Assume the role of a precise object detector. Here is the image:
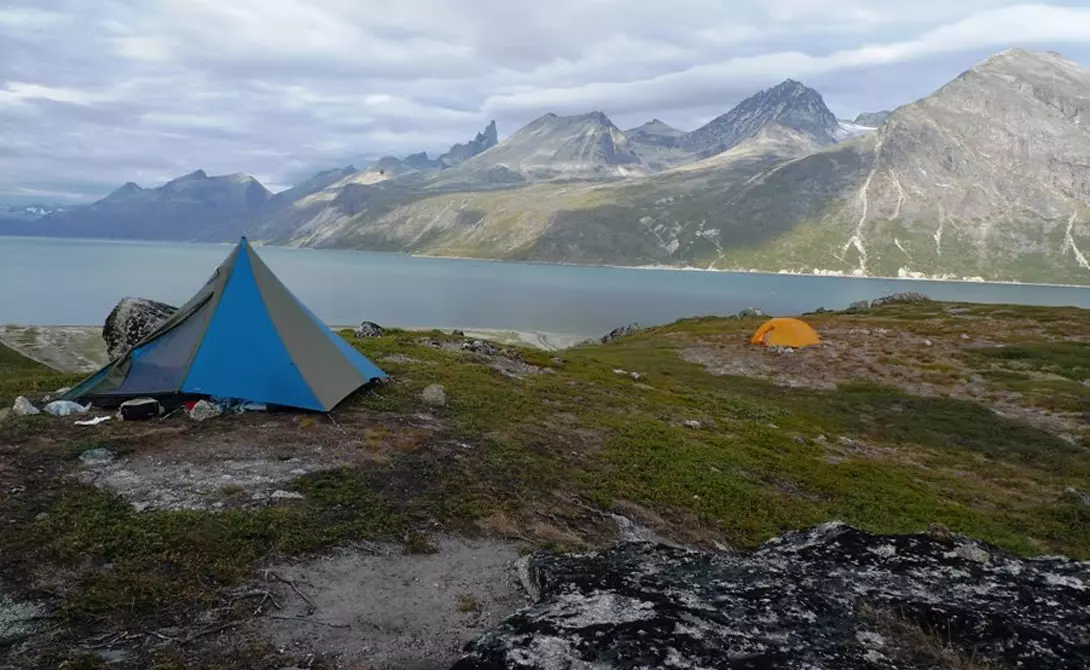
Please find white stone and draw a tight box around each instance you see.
[12,396,39,416]
[421,384,447,407]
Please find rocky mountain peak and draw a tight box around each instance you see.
[455,110,645,179]
[626,118,686,150]
[105,182,144,200]
[680,79,839,156]
[439,120,501,167]
[178,169,208,181]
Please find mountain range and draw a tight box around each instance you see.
[3,48,1089,285]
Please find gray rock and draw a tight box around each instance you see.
[453,522,1090,669]
[103,297,178,359]
[737,307,764,318]
[354,321,384,338]
[271,490,305,500]
[681,420,702,429]
[79,448,116,466]
[188,399,223,421]
[462,340,501,357]
[870,292,932,308]
[601,323,641,344]
[847,300,871,312]
[0,408,10,423]
[1061,487,1090,506]
[422,384,447,407]
[12,396,39,416]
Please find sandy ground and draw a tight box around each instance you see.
[257,537,528,670]
[0,325,587,373]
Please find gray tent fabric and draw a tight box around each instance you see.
[63,238,387,411]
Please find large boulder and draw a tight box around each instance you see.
[103,297,178,359]
[354,321,384,338]
[452,522,1090,669]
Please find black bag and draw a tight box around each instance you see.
[119,398,162,421]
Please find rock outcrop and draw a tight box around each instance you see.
[453,522,1090,669]
[103,297,178,359]
[600,323,641,343]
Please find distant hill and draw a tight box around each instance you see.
[0,170,270,241]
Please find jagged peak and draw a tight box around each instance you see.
[177,169,208,181]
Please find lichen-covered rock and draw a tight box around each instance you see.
[354,321,384,338]
[452,522,1090,669]
[600,323,641,344]
[103,297,178,359]
[188,399,223,421]
[870,292,931,308]
[847,299,871,312]
[737,307,764,317]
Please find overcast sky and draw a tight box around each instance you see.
[2,1,1090,204]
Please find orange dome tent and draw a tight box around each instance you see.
[750,317,821,348]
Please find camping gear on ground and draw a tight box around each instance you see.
[43,400,90,417]
[750,318,821,348]
[61,237,387,412]
[119,397,163,421]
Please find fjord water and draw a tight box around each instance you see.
[3,237,1089,335]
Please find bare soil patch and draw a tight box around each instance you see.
[256,536,527,670]
[69,409,446,512]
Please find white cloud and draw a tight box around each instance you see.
[0,0,1088,204]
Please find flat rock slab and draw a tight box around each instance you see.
[453,522,1090,669]
[257,536,527,669]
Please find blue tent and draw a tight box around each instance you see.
[64,238,386,411]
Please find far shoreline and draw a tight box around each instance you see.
[4,234,1089,291]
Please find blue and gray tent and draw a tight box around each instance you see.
[63,238,386,411]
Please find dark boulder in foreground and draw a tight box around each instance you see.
[103,297,178,359]
[452,522,1090,669]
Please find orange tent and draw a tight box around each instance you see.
[750,317,821,348]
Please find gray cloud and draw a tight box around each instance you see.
[1,0,1089,203]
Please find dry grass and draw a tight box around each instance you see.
[861,603,998,669]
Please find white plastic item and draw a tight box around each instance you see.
[44,400,91,417]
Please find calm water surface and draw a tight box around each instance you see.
[3,237,1089,335]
